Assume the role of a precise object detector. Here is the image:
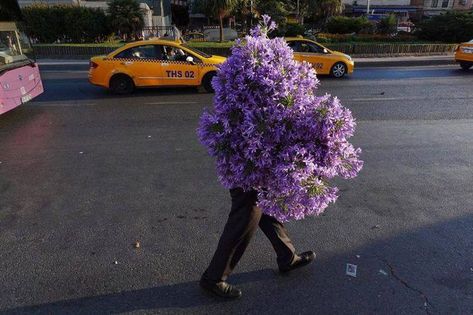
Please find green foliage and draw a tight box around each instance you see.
[191,0,213,16]
[107,0,144,40]
[0,0,23,20]
[377,14,397,35]
[316,33,418,43]
[255,0,289,24]
[284,24,306,36]
[326,16,373,34]
[416,12,473,43]
[309,0,343,23]
[21,5,111,43]
[191,0,238,41]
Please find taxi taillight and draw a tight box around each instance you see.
[89,61,99,69]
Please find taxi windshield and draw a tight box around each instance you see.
[0,29,32,70]
[181,44,211,58]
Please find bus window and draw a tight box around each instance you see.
[0,29,29,66]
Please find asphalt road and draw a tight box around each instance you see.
[1,65,473,314]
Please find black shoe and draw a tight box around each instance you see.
[279,251,316,273]
[200,276,242,299]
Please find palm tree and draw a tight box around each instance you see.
[108,0,144,41]
[208,0,239,42]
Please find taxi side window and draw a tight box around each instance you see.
[299,42,324,54]
[287,41,299,51]
[161,45,200,63]
[114,45,162,60]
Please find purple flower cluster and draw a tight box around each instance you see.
[198,16,363,222]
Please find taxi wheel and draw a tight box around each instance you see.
[460,62,472,70]
[110,75,134,95]
[331,62,347,78]
[202,72,216,93]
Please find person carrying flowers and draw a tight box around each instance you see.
[198,16,363,299]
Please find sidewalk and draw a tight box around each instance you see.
[354,55,455,67]
[37,55,456,68]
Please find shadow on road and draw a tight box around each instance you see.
[1,215,473,314]
[35,77,207,103]
[0,269,275,314]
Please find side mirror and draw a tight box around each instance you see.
[186,56,195,64]
[323,48,329,54]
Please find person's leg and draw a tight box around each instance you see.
[258,213,296,268]
[259,212,316,273]
[203,188,262,282]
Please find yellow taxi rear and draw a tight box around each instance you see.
[285,37,354,78]
[89,39,226,94]
[455,40,473,70]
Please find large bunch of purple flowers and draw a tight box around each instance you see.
[198,16,363,222]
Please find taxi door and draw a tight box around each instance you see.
[112,44,164,87]
[158,45,201,86]
[289,41,332,75]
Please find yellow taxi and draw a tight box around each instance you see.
[455,40,473,70]
[88,39,226,94]
[285,37,354,78]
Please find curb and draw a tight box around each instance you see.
[356,58,455,68]
[37,56,457,69]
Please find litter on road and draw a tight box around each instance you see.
[346,264,357,277]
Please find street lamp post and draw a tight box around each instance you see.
[366,0,370,15]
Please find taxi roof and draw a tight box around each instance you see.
[122,38,183,47]
[284,37,307,41]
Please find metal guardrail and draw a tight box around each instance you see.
[33,43,458,59]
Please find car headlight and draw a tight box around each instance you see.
[461,47,473,54]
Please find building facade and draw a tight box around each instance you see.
[422,0,454,15]
[411,0,473,16]
[452,0,473,11]
[343,0,417,20]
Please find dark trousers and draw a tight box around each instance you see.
[203,188,296,282]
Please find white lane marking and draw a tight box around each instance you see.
[25,102,97,107]
[350,96,473,102]
[351,97,409,102]
[27,101,198,107]
[38,61,89,65]
[144,101,198,105]
[41,70,89,73]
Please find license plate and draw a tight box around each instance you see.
[21,94,32,103]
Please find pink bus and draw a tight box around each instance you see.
[0,22,43,115]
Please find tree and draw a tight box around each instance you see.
[0,0,23,20]
[107,0,144,41]
[309,0,343,26]
[416,12,473,43]
[208,0,239,42]
[254,0,289,25]
[22,5,111,43]
[191,0,213,24]
[377,14,397,35]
